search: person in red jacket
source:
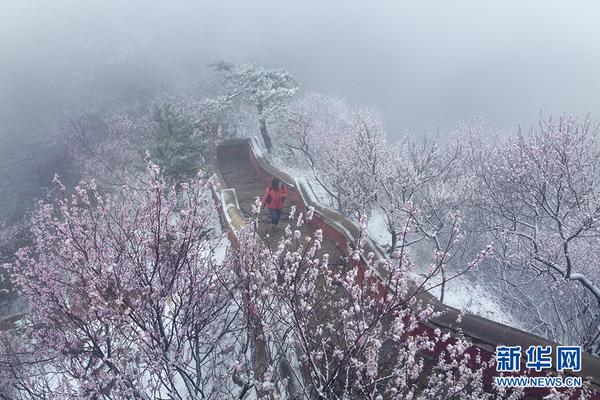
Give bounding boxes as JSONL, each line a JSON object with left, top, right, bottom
{"left": 261, "top": 177, "right": 288, "bottom": 229}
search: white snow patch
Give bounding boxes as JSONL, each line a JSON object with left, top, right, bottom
{"left": 416, "top": 271, "right": 523, "bottom": 329}
{"left": 212, "top": 236, "right": 229, "bottom": 264}
{"left": 364, "top": 210, "right": 391, "bottom": 249}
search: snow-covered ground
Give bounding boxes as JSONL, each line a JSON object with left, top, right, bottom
{"left": 416, "top": 270, "right": 522, "bottom": 328}
{"left": 365, "top": 210, "right": 522, "bottom": 328}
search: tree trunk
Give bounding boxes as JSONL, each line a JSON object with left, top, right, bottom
{"left": 440, "top": 265, "right": 446, "bottom": 304}
{"left": 259, "top": 117, "right": 273, "bottom": 152}
{"left": 256, "top": 103, "right": 273, "bottom": 152}
{"left": 387, "top": 229, "right": 398, "bottom": 257}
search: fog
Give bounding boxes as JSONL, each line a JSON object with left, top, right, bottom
{"left": 2, "top": 0, "right": 600, "bottom": 140}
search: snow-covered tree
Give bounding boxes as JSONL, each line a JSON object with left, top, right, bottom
{"left": 211, "top": 61, "right": 299, "bottom": 151}
{"left": 284, "top": 93, "right": 386, "bottom": 216}
{"left": 0, "top": 161, "right": 254, "bottom": 399}
{"left": 282, "top": 92, "right": 351, "bottom": 204}
{"left": 330, "top": 107, "right": 388, "bottom": 217}
{"left": 379, "top": 135, "right": 476, "bottom": 303}
{"left": 464, "top": 114, "right": 600, "bottom": 355}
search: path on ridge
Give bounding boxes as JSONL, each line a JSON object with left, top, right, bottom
{"left": 217, "top": 153, "right": 343, "bottom": 263}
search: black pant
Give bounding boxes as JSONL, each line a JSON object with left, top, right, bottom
{"left": 268, "top": 208, "right": 282, "bottom": 225}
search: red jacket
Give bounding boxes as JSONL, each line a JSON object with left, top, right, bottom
{"left": 262, "top": 185, "right": 287, "bottom": 209}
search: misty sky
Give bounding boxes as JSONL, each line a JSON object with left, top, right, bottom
{"left": 1, "top": 0, "right": 600, "bottom": 139}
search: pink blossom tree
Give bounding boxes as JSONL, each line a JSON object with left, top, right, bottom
{"left": 230, "top": 204, "right": 519, "bottom": 399}
{"left": 0, "top": 161, "right": 255, "bottom": 399}
{"left": 62, "top": 110, "right": 150, "bottom": 188}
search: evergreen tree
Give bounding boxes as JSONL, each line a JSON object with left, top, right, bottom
{"left": 150, "top": 98, "right": 218, "bottom": 184}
